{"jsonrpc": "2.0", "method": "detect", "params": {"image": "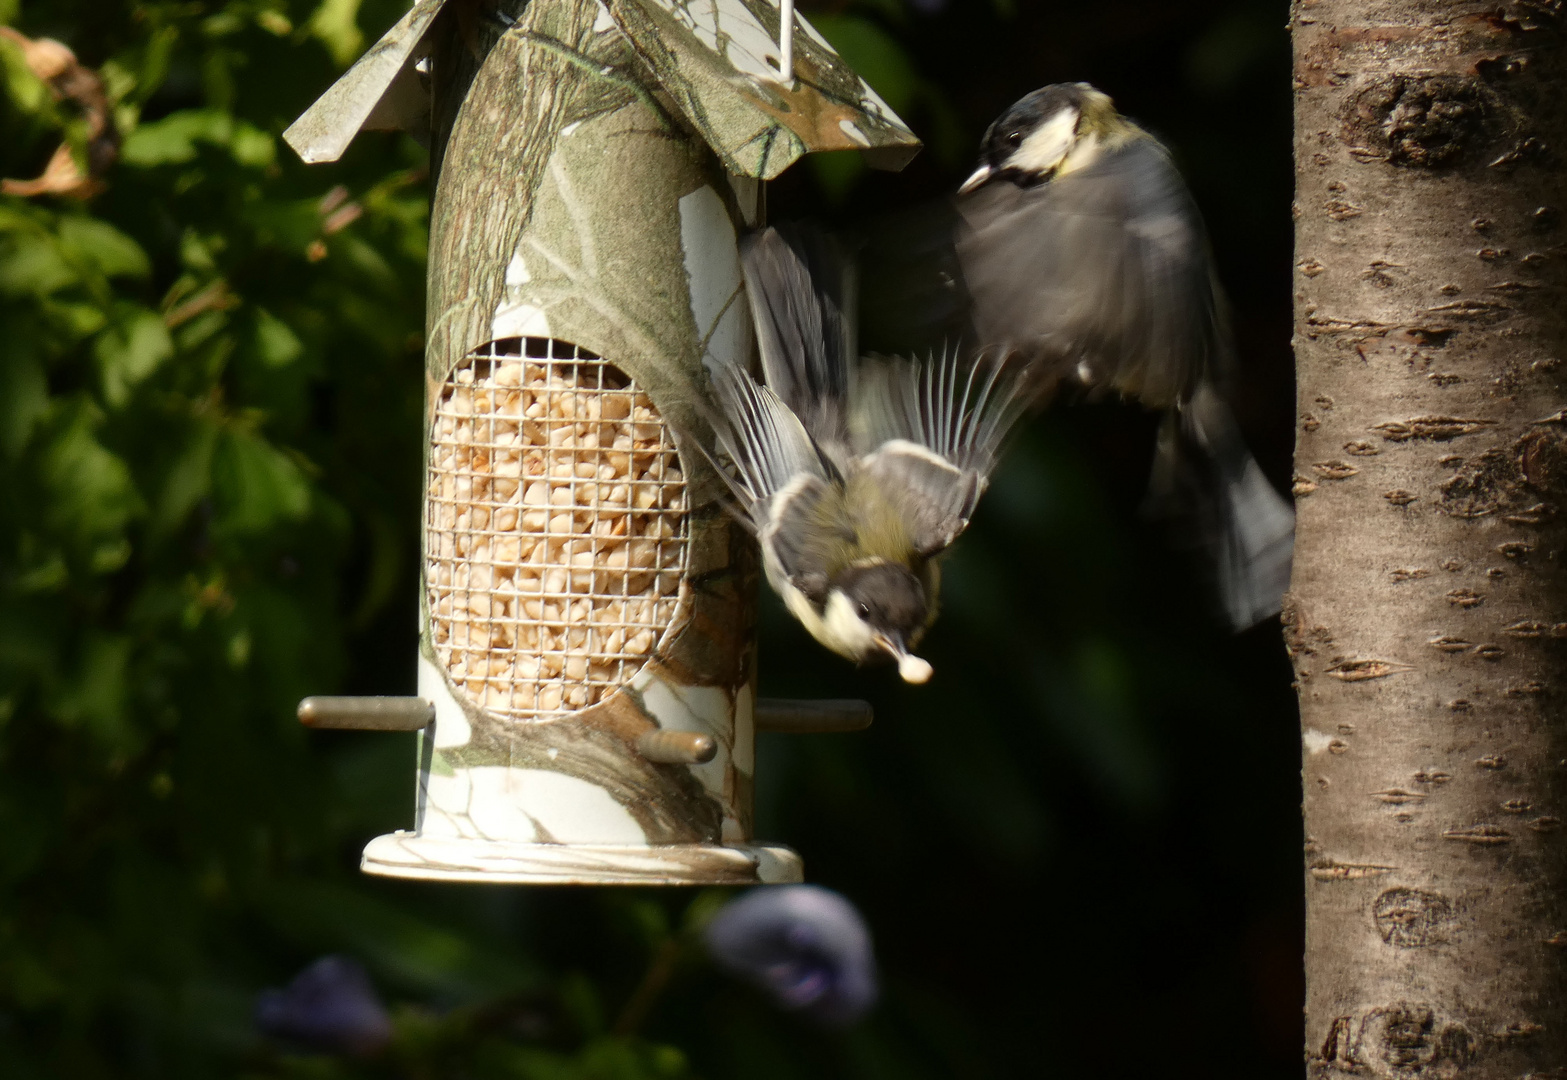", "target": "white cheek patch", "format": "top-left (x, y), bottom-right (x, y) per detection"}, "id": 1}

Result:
top-left (822, 591), bottom-right (878, 659)
top-left (1011, 107), bottom-right (1079, 176)
top-left (768, 576), bottom-right (866, 664)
